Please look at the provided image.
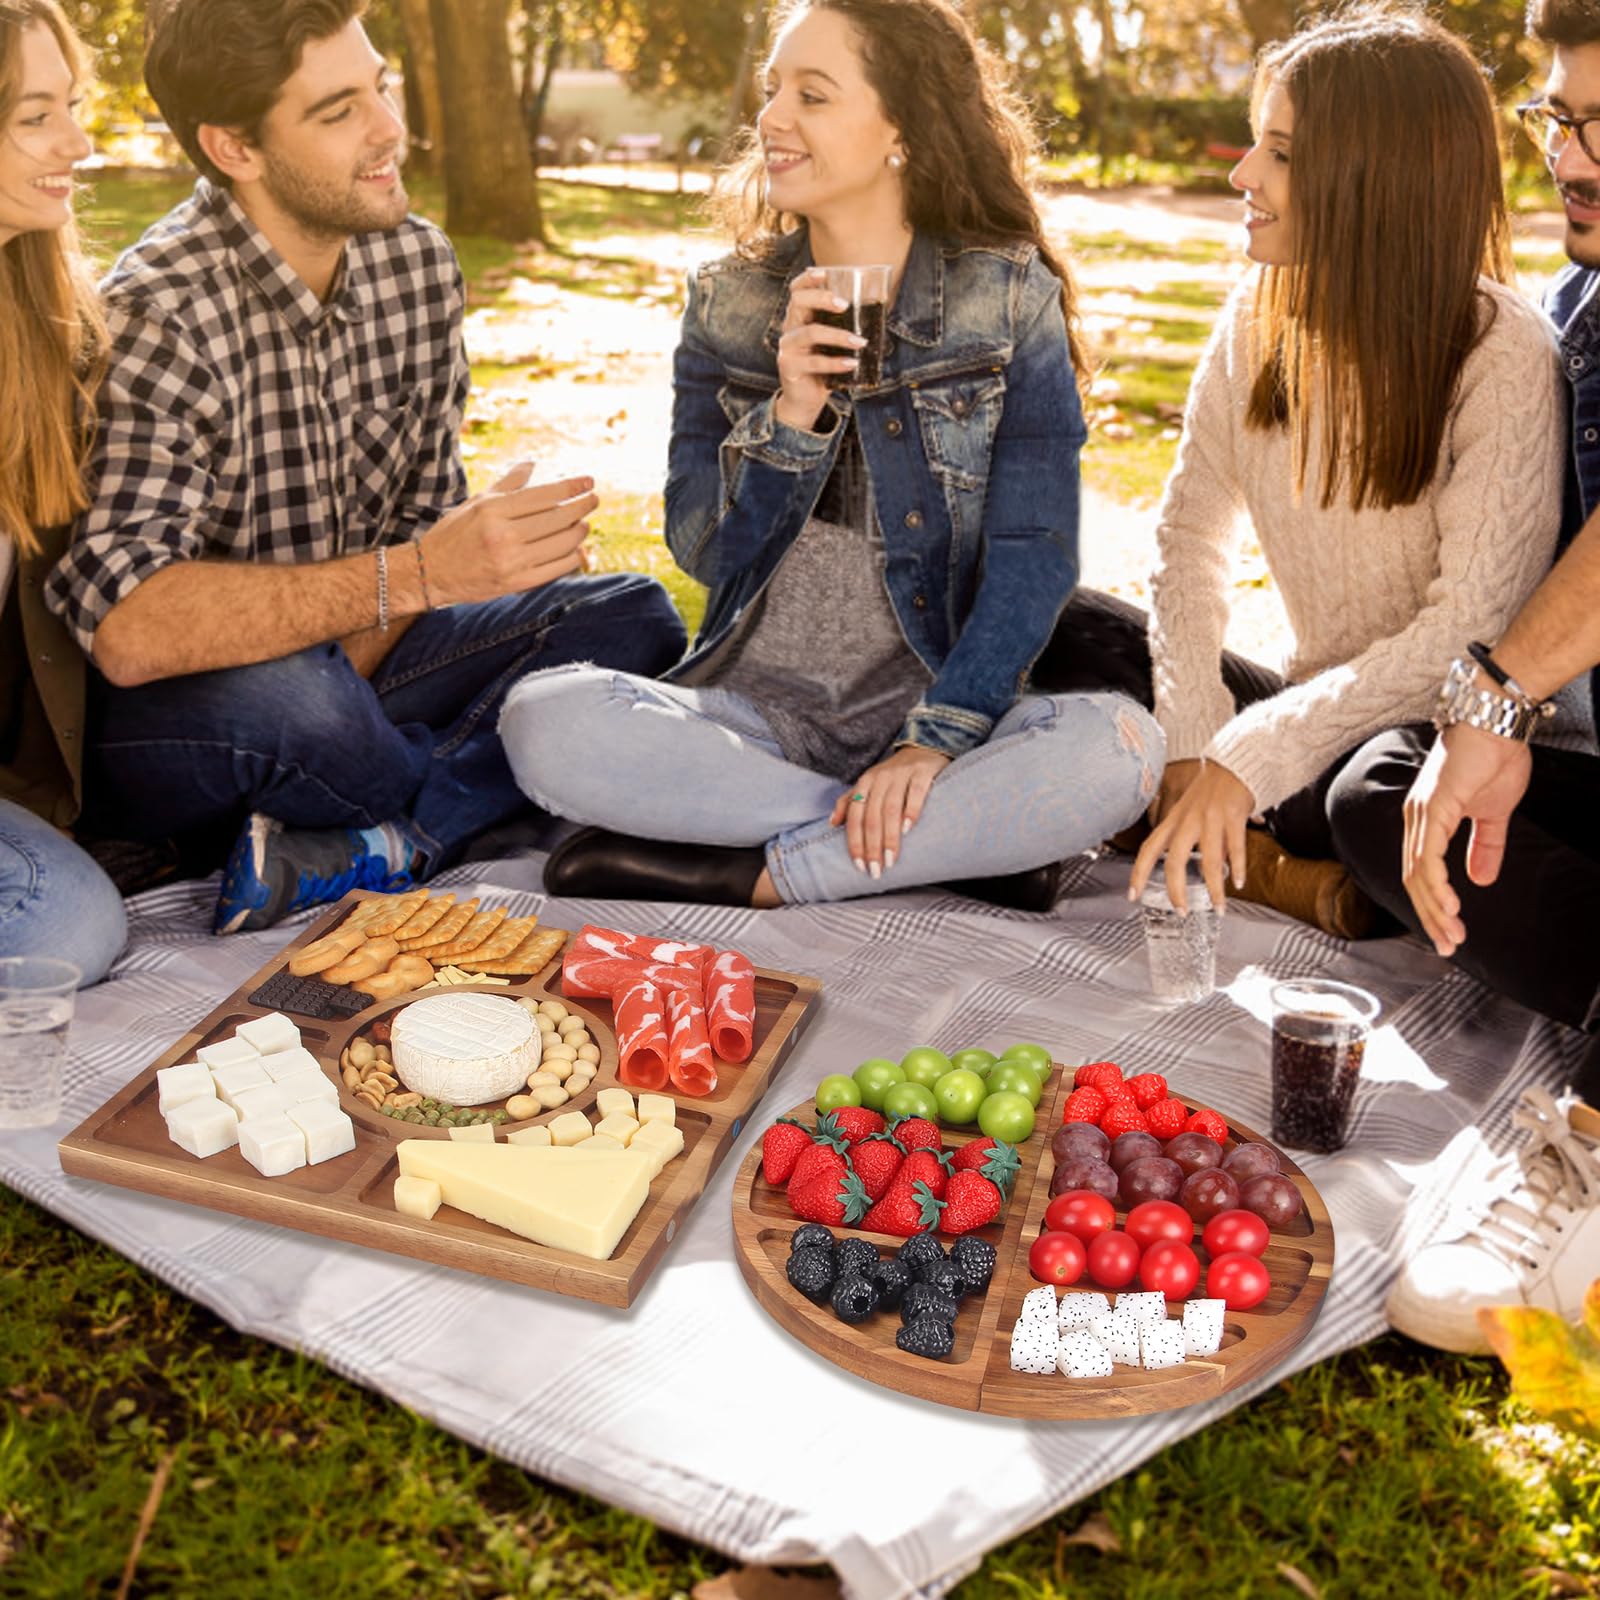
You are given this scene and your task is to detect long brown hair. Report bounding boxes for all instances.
[1244,6,1513,511]
[711,0,1088,383]
[0,0,104,557]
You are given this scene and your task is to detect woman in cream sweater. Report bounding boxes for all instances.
[1124,6,1565,923]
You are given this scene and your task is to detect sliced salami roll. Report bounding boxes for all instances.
[561,947,646,999]
[569,923,711,975]
[635,961,705,999]
[666,987,717,1097]
[705,948,755,1063]
[612,978,669,1090]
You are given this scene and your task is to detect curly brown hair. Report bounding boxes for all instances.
[1527,0,1600,47]
[710,0,1087,381]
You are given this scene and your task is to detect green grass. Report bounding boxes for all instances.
[1072,231,1234,267]
[5,1186,1596,1596]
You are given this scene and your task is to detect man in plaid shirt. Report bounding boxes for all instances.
[48,0,684,932]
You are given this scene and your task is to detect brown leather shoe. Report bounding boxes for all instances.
[1232,828,1378,940]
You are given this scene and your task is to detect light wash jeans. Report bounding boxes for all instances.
[0,800,126,985]
[499,666,1163,904]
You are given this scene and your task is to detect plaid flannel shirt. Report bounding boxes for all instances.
[46,178,469,654]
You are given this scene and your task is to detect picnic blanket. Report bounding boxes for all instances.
[0,851,1579,1599]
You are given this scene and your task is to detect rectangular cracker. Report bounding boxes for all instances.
[405,897,478,953]
[458,926,568,976]
[429,905,509,961]
[359,888,431,938]
[392,893,455,942]
[456,914,536,965]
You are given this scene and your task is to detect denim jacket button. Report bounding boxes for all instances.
[1570,355,1587,373]
[952,399,968,417]
[913,592,928,609]
[904,510,923,528]
[885,418,903,437]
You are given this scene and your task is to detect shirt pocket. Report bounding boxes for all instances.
[910,370,1007,493]
[346,391,427,543]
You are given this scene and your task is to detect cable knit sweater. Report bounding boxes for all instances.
[1149,274,1565,812]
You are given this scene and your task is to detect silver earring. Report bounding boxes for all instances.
[888,152,906,171]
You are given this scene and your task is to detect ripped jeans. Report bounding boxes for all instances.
[499,666,1163,904]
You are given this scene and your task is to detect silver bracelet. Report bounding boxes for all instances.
[375,546,390,634]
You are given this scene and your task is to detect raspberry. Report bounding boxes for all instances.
[1185,1107,1230,1146]
[1074,1061,1124,1092]
[1144,1097,1188,1139]
[1127,1073,1168,1110]
[1100,1100,1152,1139]
[1061,1086,1107,1124]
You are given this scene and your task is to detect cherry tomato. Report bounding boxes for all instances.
[1043,1189,1117,1244]
[1208,1250,1273,1310]
[1138,1238,1201,1299]
[1085,1228,1142,1290]
[1124,1199,1193,1252]
[1028,1230,1087,1286]
[1202,1208,1271,1259]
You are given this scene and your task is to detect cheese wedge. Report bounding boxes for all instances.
[395,1140,651,1259]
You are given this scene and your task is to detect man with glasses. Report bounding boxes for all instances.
[1325,0,1600,1356]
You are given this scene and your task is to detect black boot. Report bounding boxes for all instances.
[943,861,1064,913]
[544,826,766,906]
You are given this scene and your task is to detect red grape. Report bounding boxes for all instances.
[1179,1166,1241,1223]
[1162,1130,1224,1177]
[1238,1173,1305,1229]
[1108,1130,1163,1173]
[1050,1155,1118,1202]
[1222,1141,1282,1181]
[1124,1199,1193,1251]
[1086,1229,1141,1289]
[1118,1155,1184,1208]
[1053,1122,1110,1165]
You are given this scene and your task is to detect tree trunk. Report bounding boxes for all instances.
[1236,0,1296,55]
[723,0,771,149]
[428,0,544,241]
[396,0,445,176]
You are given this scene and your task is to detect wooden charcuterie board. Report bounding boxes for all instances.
[58,891,821,1307]
[730,1067,1334,1416]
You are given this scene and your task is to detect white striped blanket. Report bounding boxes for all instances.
[0,852,1577,1599]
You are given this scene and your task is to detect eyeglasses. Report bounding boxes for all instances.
[1518,101,1600,164]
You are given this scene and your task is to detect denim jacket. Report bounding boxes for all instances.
[662,227,1086,758]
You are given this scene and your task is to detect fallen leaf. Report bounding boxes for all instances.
[1277,1563,1322,1598]
[1478,1292,1600,1439]
[1061,1511,1121,1554]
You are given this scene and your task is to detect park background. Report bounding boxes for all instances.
[3,1,1596,1596]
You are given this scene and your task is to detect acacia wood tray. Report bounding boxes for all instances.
[59,890,821,1307]
[731,1068,1334,1416]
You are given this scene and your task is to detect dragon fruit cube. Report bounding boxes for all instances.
[1116,1291,1167,1331]
[1182,1298,1226,1357]
[1019,1285,1059,1329]
[1009,1315,1060,1375]
[1058,1331,1114,1379]
[1139,1318,1187,1371]
[1057,1292,1111,1331]
[1087,1306,1141,1367]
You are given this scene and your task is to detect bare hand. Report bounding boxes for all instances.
[418,460,597,605]
[774,268,864,432]
[829,746,952,879]
[1128,758,1254,911]
[1401,725,1532,956]
[1150,757,1203,825]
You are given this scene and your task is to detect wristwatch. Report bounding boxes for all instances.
[1432,644,1554,742]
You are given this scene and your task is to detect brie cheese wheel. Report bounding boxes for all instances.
[391,991,540,1105]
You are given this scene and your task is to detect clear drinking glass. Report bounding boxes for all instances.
[0,957,80,1129]
[815,264,892,389]
[1140,881,1220,1004]
[1269,979,1380,1153]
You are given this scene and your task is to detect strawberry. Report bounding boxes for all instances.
[1061,1086,1107,1124]
[760,1117,813,1185]
[1127,1073,1168,1110]
[1074,1061,1123,1092]
[889,1115,943,1155]
[849,1132,907,1201]
[897,1147,951,1202]
[789,1163,870,1227]
[1100,1099,1151,1139]
[940,1170,1002,1235]
[818,1106,887,1146]
[861,1176,943,1237]
[1185,1107,1230,1145]
[949,1136,1021,1194]
[786,1135,847,1195]
[1144,1097,1188,1140]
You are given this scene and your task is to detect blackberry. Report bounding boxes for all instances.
[789,1223,837,1255]
[896,1231,947,1273]
[785,1245,837,1303]
[913,1260,965,1301]
[836,1238,881,1278]
[895,1316,955,1360]
[948,1235,998,1296]
[829,1274,880,1324]
[900,1282,960,1325]
[866,1258,913,1311]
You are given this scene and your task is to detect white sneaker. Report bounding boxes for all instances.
[1385,1087,1600,1353]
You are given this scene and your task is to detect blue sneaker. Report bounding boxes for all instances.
[214,814,415,934]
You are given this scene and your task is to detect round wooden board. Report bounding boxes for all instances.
[731,1071,1336,1418]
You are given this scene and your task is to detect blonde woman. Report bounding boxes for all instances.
[0,0,124,982]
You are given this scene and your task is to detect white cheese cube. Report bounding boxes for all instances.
[232,1082,295,1122]
[628,1121,683,1177]
[505,1125,553,1147]
[1058,1331,1115,1379]
[238,1113,307,1177]
[197,1036,260,1072]
[635,1092,675,1127]
[236,1012,301,1055]
[1087,1307,1141,1366]
[1139,1318,1188,1371]
[1182,1298,1227,1357]
[548,1110,592,1147]
[210,1059,272,1110]
[393,1174,441,1219]
[1116,1291,1167,1331]
[580,1133,625,1151]
[594,1087,635,1121]
[448,1122,496,1142]
[156,1062,215,1116]
[287,1100,356,1165]
[275,1070,338,1105]
[593,1112,640,1146]
[259,1046,324,1082]
[1057,1292,1111,1331]
[165,1096,239,1159]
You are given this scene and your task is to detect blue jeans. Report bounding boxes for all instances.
[0,800,126,984]
[499,666,1163,903]
[84,574,686,869]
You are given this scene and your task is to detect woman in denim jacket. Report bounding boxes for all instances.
[501,0,1162,909]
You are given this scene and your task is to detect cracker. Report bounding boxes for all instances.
[457,913,536,965]
[406,898,479,952]
[458,926,568,976]
[360,888,431,938]
[392,893,455,943]
[430,905,509,961]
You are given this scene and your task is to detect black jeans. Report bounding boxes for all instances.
[1329,727,1600,1102]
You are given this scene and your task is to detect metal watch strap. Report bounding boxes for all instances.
[1433,656,1554,742]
